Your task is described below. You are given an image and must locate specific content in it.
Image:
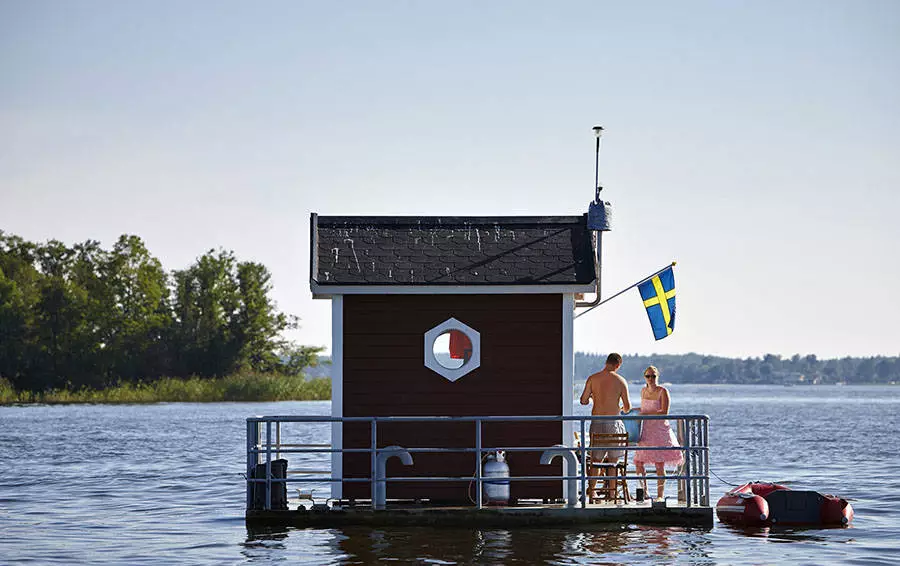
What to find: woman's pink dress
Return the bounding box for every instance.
[633,397,684,466]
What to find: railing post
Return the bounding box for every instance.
[696,418,702,505]
[276,421,282,461]
[676,419,685,503]
[684,418,692,508]
[246,419,257,510]
[695,419,701,505]
[476,419,483,509]
[580,418,587,508]
[370,418,378,507]
[265,420,273,511]
[695,419,702,506]
[703,417,710,506]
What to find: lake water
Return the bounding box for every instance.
[2,385,899,565]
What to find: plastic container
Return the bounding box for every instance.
[621,408,642,443]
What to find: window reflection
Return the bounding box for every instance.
[433,329,473,369]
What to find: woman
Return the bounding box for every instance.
[633,366,683,501]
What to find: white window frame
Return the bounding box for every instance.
[423,318,481,382]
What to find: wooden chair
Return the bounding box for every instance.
[574,431,630,504]
[588,432,630,504]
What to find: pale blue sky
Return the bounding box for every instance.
[2,1,898,358]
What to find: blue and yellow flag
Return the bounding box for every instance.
[638,266,676,340]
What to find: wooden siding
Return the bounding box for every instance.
[342,294,563,503]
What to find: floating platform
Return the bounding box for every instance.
[245,414,714,530]
[246,500,714,528]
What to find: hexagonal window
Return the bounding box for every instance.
[424,318,481,382]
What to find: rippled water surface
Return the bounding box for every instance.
[2,385,899,565]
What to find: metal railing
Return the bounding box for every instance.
[246,414,709,511]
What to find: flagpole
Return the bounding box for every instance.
[574,261,676,320]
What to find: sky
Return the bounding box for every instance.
[1,1,898,359]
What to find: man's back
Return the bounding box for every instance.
[581,369,630,415]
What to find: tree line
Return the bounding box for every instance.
[0,231,323,392]
[576,352,900,385]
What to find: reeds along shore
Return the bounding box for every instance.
[0,374,332,404]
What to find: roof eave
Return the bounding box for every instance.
[310,281,597,299]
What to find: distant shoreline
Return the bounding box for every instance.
[575,352,900,386]
[6,377,898,407]
[0,374,331,405]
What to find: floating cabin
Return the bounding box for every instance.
[311,214,596,504]
[244,210,714,527]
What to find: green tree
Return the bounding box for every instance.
[277,343,325,377]
[170,250,312,377]
[171,249,238,376]
[1,230,342,391]
[67,240,112,386]
[33,275,92,389]
[230,261,292,372]
[0,233,42,388]
[101,235,172,381]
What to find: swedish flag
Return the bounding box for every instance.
[638,266,676,340]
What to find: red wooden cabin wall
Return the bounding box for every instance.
[341,293,564,503]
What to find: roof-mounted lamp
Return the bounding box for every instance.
[587,125,611,231]
[579,125,612,309]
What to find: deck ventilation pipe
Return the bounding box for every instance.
[374,446,413,510]
[540,445,579,508]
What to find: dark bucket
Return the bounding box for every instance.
[250,459,288,510]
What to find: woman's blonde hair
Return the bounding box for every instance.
[644,365,660,378]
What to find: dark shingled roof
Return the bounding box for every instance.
[311,214,596,286]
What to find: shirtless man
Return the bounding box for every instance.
[579,352,631,502]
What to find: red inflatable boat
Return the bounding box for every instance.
[715,482,853,527]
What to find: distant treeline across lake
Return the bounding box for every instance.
[581,352,900,385]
